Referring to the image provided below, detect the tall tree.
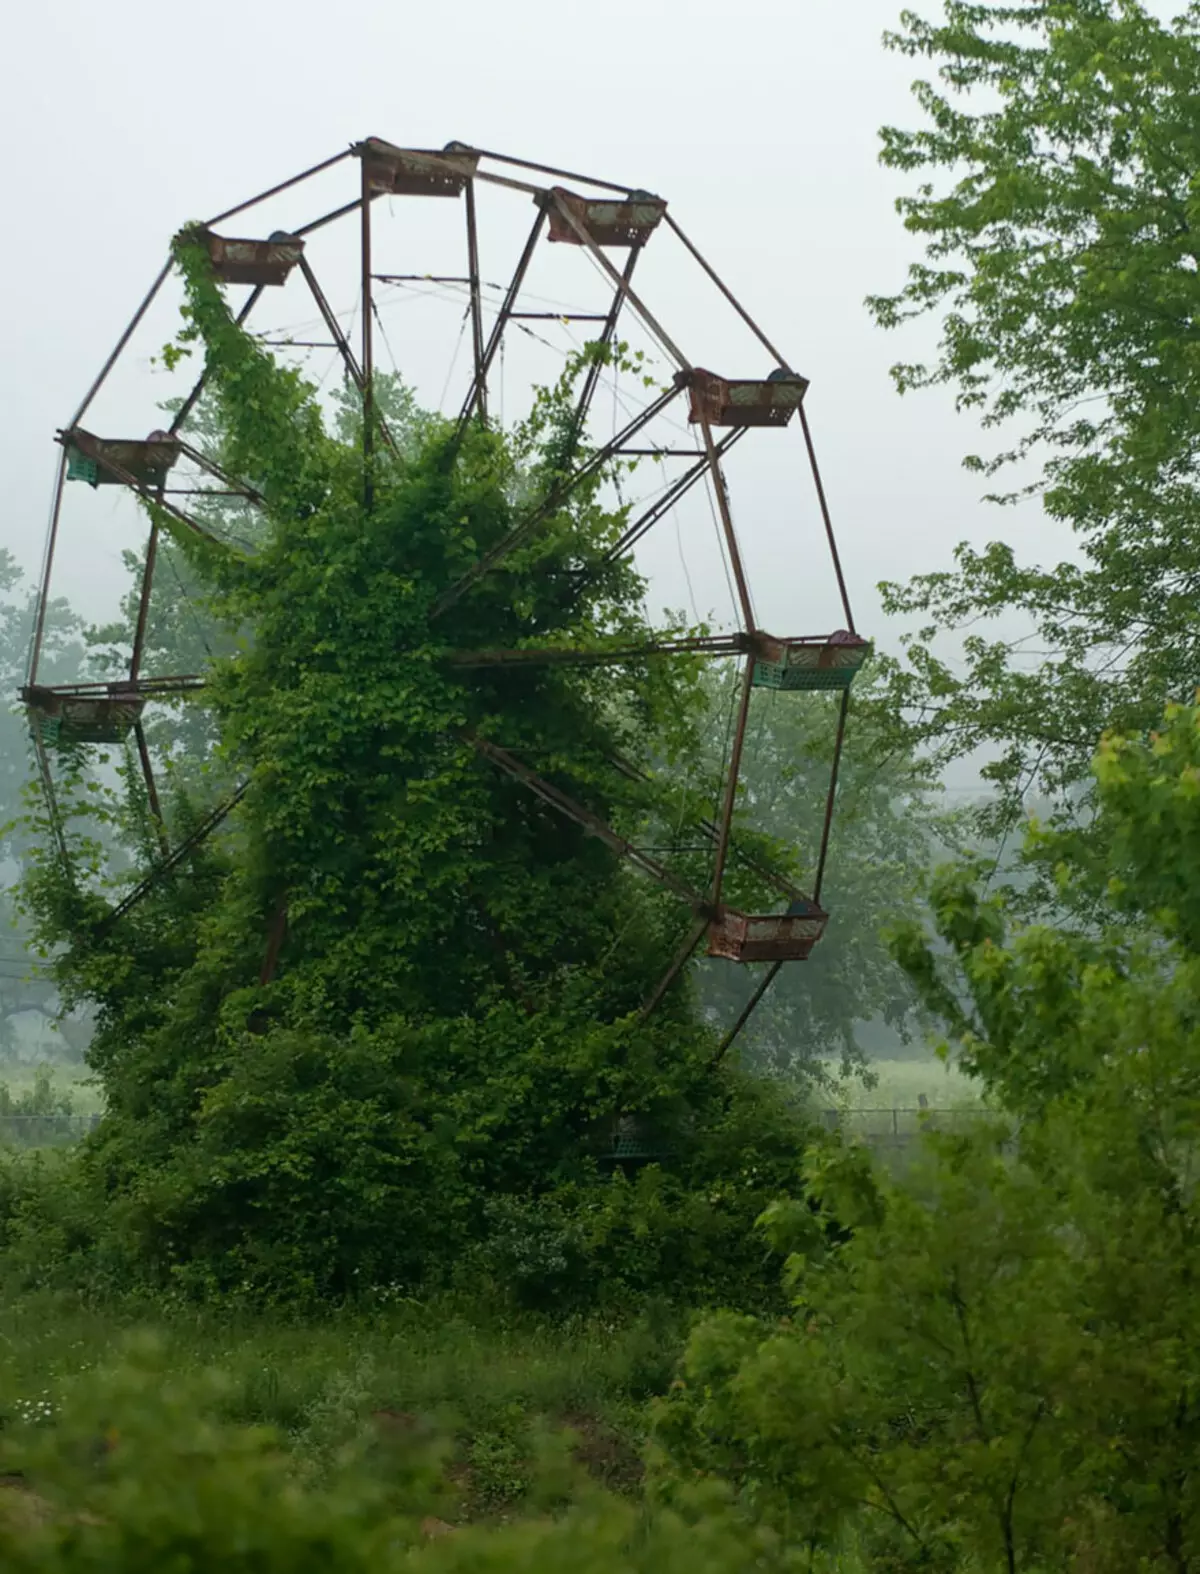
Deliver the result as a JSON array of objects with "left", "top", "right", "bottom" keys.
[
  {"left": 653, "top": 699, "right": 1200, "bottom": 1572},
  {"left": 870, "top": 0, "right": 1200, "bottom": 834},
  {"left": 0, "top": 551, "right": 90, "bottom": 1057}
]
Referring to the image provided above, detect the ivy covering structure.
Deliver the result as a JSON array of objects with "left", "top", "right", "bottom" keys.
[{"left": 18, "top": 140, "right": 869, "bottom": 1301}]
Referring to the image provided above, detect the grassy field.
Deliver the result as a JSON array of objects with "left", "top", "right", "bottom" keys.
[
  {"left": 826, "top": 1055, "right": 985, "bottom": 1112},
  {"left": 0, "top": 1290, "right": 674, "bottom": 1522}
]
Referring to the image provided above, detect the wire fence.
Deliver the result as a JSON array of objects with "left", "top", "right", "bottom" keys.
[{"left": 818, "top": 1107, "right": 1000, "bottom": 1147}]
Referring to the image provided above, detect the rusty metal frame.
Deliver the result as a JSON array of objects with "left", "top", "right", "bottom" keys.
[
  {"left": 57, "top": 433, "right": 254, "bottom": 551},
  {"left": 132, "top": 719, "right": 169, "bottom": 854},
  {"left": 435, "top": 379, "right": 684, "bottom": 619},
  {"left": 27, "top": 448, "right": 69, "bottom": 688},
  {"left": 170, "top": 286, "right": 266, "bottom": 436},
  {"left": 467, "top": 734, "right": 708, "bottom": 912},
  {"left": 599, "top": 430, "right": 746, "bottom": 564},
  {"left": 30, "top": 729, "right": 70, "bottom": 873},
  {"left": 23, "top": 676, "right": 206, "bottom": 701},
  {"left": 449, "top": 631, "right": 749, "bottom": 670},
  {"left": 29, "top": 139, "right": 863, "bottom": 1054},
  {"left": 471, "top": 145, "right": 634, "bottom": 196},
  {"left": 69, "top": 260, "right": 173, "bottom": 431},
  {"left": 800, "top": 408, "right": 856, "bottom": 633},
  {"left": 564, "top": 245, "right": 642, "bottom": 457},
  {"left": 547, "top": 190, "right": 689, "bottom": 371},
  {"left": 465, "top": 180, "right": 488, "bottom": 425},
  {"left": 709, "top": 960, "right": 784, "bottom": 1070},
  {"left": 638, "top": 916, "right": 709, "bottom": 1020},
  {"left": 708, "top": 657, "right": 756, "bottom": 911},
  {"left": 128, "top": 490, "right": 168, "bottom": 850},
  {"left": 296, "top": 256, "right": 398, "bottom": 456},
  {"left": 99, "top": 780, "right": 249, "bottom": 932},
  {"left": 172, "top": 438, "right": 264, "bottom": 506},
  {"left": 457, "top": 203, "right": 547, "bottom": 434},
  {"left": 205, "top": 147, "right": 354, "bottom": 227},
  {"left": 697, "top": 410, "right": 756, "bottom": 633},
  {"left": 663, "top": 214, "right": 789, "bottom": 370},
  {"left": 295, "top": 198, "right": 362, "bottom": 238},
  {"left": 361, "top": 158, "right": 376, "bottom": 511},
  {"left": 814, "top": 690, "right": 851, "bottom": 905}
]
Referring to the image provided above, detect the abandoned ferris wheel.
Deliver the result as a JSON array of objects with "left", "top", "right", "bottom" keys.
[{"left": 21, "top": 137, "right": 869, "bottom": 1057}]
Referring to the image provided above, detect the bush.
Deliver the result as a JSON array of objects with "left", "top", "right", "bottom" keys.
[{"left": 0, "top": 1342, "right": 797, "bottom": 1574}]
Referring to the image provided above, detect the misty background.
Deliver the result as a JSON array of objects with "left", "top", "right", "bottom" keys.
[{"left": 0, "top": 0, "right": 1066, "bottom": 1079}]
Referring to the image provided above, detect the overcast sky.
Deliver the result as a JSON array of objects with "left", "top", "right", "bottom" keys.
[{"left": 1, "top": 0, "right": 1059, "bottom": 771}]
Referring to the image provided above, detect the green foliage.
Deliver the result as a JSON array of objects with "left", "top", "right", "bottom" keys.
[
  {"left": 869, "top": 1, "right": 1200, "bottom": 833},
  {"left": 652, "top": 702, "right": 1200, "bottom": 1569},
  {"left": 17, "top": 227, "right": 824, "bottom": 1308},
  {"left": 0, "top": 1299, "right": 798, "bottom": 1572}
]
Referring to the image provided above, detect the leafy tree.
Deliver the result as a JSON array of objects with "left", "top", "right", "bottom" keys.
[
  {"left": 869, "top": 0, "right": 1200, "bottom": 834},
  {"left": 652, "top": 700, "right": 1200, "bottom": 1571},
  {"left": 0, "top": 552, "right": 89, "bottom": 1058}
]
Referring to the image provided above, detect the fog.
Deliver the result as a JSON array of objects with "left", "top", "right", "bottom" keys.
[{"left": 1, "top": 0, "right": 1062, "bottom": 794}]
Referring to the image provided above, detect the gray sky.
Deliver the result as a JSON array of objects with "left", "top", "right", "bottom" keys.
[{"left": 0, "top": 0, "right": 1055, "bottom": 731}]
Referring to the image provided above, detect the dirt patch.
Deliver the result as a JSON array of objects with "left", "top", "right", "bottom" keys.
[
  {"left": 0, "top": 1476, "right": 53, "bottom": 1532},
  {"left": 559, "top": 1412, "right": 643, "bottom": 1495}
]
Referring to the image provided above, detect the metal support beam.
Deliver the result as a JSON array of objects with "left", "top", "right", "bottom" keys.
[
  {"left": 132, "top": 719, "right": 169, "bottom": 855},
  {"left": 468, "top": 733, "right": 706, "bottom": 911},
  {"left": 205, "top": 147, "right": 353, "bottom": 227},
  {"left": 813, "top": 689, "right": 850, "bottom": 905},
  {"left": 708, "top": 656, "right": 755, "bottom": 910},
  {"left": 547, "top": 191, "right": 689, "bottom": 371},
  {"left": 448, "top": 631, "right": 749, "bottom": 670},
  {"left": 698, "top": 413, "right": 756, "bottom": 633},
  {"left": 465, "top": 180, "right": 487, "bottom": 425},
  {"left": 435, "top": 380, "right": 684, "bottom": 619},
  {"left": 471, "top": 145, "right": 634, "bottom": 195},
  {"left": 100, "top": 781, "right": 249, "bottom": 931},
  {"left": 173, "top": 438, "right": 265, "bottom": 507},
  {"left": 361, "top": 161, "right": 375, "bottom": 511},
  {"left": 27, "top": 448, "right": 68, "bottom": 688},
  {"left": 295, "top": 198, "right": 362, "bottom": 238},
  {"left": 170, "top": 286, "right": 265, "bottom": 436},
  {"left": 296, "top": 258, "right": 397, "bottom": 456},
  {"left": 69, "top": 260, "right": 172, "bottom": 430},
  {"left": 457, "top": 204, "right": 547, "bottom": 434},
  {"left": 129, "top": 516, "right": 160, "bottom": 683},
  {"left": 638, "top": 916, "right": 709, "bottom": 1020},
  {"left": 800, "top": 408, "right": 856, "bottom": 633},
  {"left": 600, "top": 429, "right": 746, "bottom": 564},
  {"left": 564, "top": 244, "right": 641, "bottom": 457},
  {"left": 664, "top": 214, "right": 790, "bottom": 370},
  {"left": 30, "top": 729, "right": 70, "bottom": 873},
  {"left": 710, "top": 960, "right": 785, "bottom": 1070}
]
